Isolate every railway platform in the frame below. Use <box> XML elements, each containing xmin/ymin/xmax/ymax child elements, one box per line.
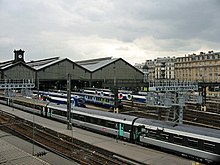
<box><xmin>0</xmin><ymin>130</ymin><xmax>49</xmax><ymax>165</ymax></box>
<box><xmin>0</xmin><ymin>103</ymin><xmax>202</xmax><ymax>165</ymax></box>
<box><xmin>0</xmin><ymin>130</ymin><xmax>78</xmax><ymax>165</ymax></box>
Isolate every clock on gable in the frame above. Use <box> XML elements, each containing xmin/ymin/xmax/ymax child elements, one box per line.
<box><xmin>18</xmin><ymin>54</ymin><xmax>23</xmax><ymax>59</ymax></box>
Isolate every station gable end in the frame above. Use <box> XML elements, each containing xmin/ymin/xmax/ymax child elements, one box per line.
<box><xmin>1</xmin><ymin>62</ymin><xmax>35</xmax><ymax>80</ymax></box>
<box><xmin>92</xmin><ymin>58</ymin><xmax>143</xmax><ymax>80</ymax></box>
<box><xmin>37</xmin><ymin>58</ymin><xmax>91</xmax><ymax>80</ymax></box>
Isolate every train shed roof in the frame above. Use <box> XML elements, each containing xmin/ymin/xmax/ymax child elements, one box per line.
<box><xmin>75</xmin><ymin>57</ymin><xmax>143</xmax><ymax>75</ymax></box>
<box><xmin>75</xmin><ymin>57</ymin><xmax>117</xmax><ymax>72</ymax></box>
<box><xmin>26</xmin><ymin>57</ymin><xmax>60</xmax><ymax>70</ymax></box>
<box><xmin>0</xmin><ymin>60</ymin><xmax>14</xmax><ymax>69</ymax></box>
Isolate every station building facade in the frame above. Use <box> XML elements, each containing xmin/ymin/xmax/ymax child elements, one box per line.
<box><xmin>0</xmin><ymin>49</ymin><xmax>144</xmax><ymax>91</ymax></box>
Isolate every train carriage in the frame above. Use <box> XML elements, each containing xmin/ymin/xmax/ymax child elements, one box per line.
<box><xmin>47</xmin><ymin>104</ymin><xmax>136</xmax><ymax>140</ymax></box>
<box><xmin>36</xmin><ymin>91</ymin><xmax>86</xmax><ymax>107</ymax></box>
<box><xmin>135</xmin><ymin>118</ymin><xmax>220</xmax><ymax>163</ymax></box>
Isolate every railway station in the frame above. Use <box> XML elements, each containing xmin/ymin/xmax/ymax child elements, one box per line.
<box><xmin>0</xmin><ymin>49</ymin><xmax>220</xmax><ymax>164</ymax></box>
<box><xmin>1</xmin><ymin>0</ymin><xmax>220</xmax><ymax>164</ymax></box>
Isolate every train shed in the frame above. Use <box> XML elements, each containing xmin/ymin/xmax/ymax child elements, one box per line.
<box><xmin>0</xmin><ymin>49</ymin><xmax>144</xmax><ymax>91</ymax></box>
<box><xmin>27</xmin><ymin>57</ymin><xmax>91</xmax><ymax>90</ymax></box>
<box><xmin>76</xmin><ymin>57</ymin><xmax>144</xmax><ymax>89</ymax></box>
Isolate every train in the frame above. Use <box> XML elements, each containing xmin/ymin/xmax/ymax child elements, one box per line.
<box><xmin>36</xmin><ymin>88</ymin><xmax>145</xmax><ymax>108</ymax></box>
<box><xmin>82</xmin><ymin>88</ymin><xmax>167</xmax><ymax>105</ymax></box>
<box><xmin>37</xmin><ymin>91</ymin><xmax>86</xmax><ymax>108</ymax></box>
<box><xmin>0</xmin><ymin>95</ymin><xmax>219</xmax><ymax>164</ymax></box>
<box><xmin>82</xmin><ymin>88</ymin><xmax>147</xmax><ymax>103</ymax></box>
<box><xmin>35</xmin><ymin>90</ymin><xmax>123</xmax><ymax>110</ymax></box>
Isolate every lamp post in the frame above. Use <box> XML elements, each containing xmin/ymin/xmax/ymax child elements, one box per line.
<box><xmin>142</xmin><ymin>64</ymin><xmax>149</xmax><ymax>107</ymax></box>
<box><xmin>32</xmin><ymin>113</ymin><xmax>35</xmax><ymax>156</ymax></box>
<box><xmin>67</xmin><ymin>73</ymin><xmax>72</xmax><ymax>130</ymax></box>
<box><xmin>113</xmin><ymin>66</ymin><xmax>118</xmax><ymax>113</ymax></box>
<box><xmin>200</xmin><ymin>74</ymin><xmax>206</xmax><ymax>111</ymax></box>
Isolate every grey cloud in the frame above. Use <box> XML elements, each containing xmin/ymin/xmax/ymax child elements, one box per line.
<box><xmin>0</xmin><ymin>0</ymin><xmax>220</xmax><ymax>64</ymax></box>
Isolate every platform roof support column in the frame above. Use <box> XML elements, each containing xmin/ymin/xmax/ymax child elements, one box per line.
<box><xmin>67</xmin><ymin>73</ymin><xmax>72</xmax><ymax>130</ymax></box>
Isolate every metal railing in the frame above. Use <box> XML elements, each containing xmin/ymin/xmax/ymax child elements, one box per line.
<box><xmin>149</xmin><ymin>81</ymin><xmax>198</xmax><ymax>92</ymax></box>
<box><xmin>0</xmin><ymin>79</ymin><xmax>35</xmax><ymax>89</ymax></box>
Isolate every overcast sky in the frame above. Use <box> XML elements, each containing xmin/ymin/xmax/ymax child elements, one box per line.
<box><xmin>0</xmin><ymin>0</ymin><xmax>220</xmax><ymax>65</ymax></box>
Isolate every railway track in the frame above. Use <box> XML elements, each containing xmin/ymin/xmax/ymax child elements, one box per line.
<box><xmin>2</xmin><ymin>93</ymin><xmax>220</xmax><ymax>130</ymax></box>
<box><xmin>121</xmin><ymin>101</ymin><xmax>220</xmax><ymax>130</ymax></box>
<box><xmin>0</xmin><ymin>109</ymin><xmax>144</xmax><ymax>165</ymax></box>
<box><xmin>183</xmin><ymin>109</ymin><xmax>220</xmax><ymax>129</ymax></box>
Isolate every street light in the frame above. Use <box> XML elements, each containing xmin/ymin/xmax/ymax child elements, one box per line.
<box><xmin>32</xmin><ymin>114</ymin><xmax>35</xmax><ymax>156</ymax></box>
<box><xmin>113</xmin><ymin>66</ymin><xmax>118</xmax><ymax>113</ymax></box>
<box><xmin>200</xmin><ymin>74</ymin><xmax>206</xmax><ymax>111</ymax></box>
<box><xmin>67</xmin><ymin>73</ymin><xmax>72</xmax><ymax>130</ymax></box>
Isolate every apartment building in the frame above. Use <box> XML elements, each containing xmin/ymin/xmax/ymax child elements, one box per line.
<box><xmin>144</xmin><ymin>57</ymin><xmax>175</xmax><ymax>81</ymax></box>
<box><xmin>175</xmin><ymin>51</ymin><xmax>220</xmax><ymax>82</ymax></box>
<box><xmin>134</xmin><ymin>57</ymin><xmax>176</xmax><ymax>81</ymax></box>
<box><xmin>155</xmin><ymin>57</ymin><xmax>175</xmax><ymax>80</ymax></box>
<box><xmin>144</xmin><ymin>59</ymin><xmax>156</xmax><ymax>81</ymax></box>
